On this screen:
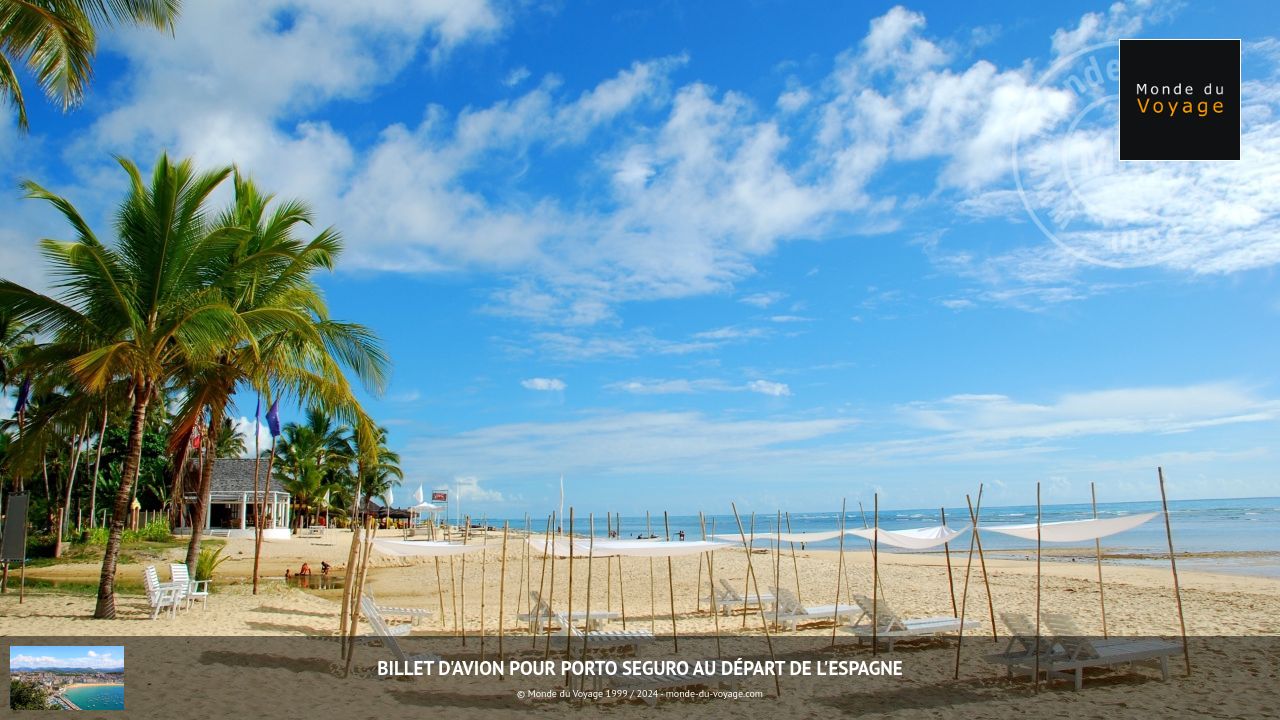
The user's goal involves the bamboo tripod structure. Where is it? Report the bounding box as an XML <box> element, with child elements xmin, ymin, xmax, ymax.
<box><xmin>730</xmin><ymin>502</ymin><xmax>782</xmax><ymax>698</ymax></box>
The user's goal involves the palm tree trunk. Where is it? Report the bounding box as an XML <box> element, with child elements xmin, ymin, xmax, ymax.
<box><xmin>185</xmin><ymin>408</ymin><xmax>222</xmax><ymax>569</ymax></box>
<box><xmin>88</xmin><ymin>396</ymin><xmax>108</xmax><ymax>528</ymax></box>
<box><xmin>251</xmin><ymin>436</ymin><xmax>278</xmax><ymax>592</ymax></box>
<box><xmin>55</xmin><ymin>416</ymin><xmax>90</xmax><ymax>557</ymax></box>
<box><xmin>93</xmin><ymin>379</ymin><xmax>151</xmax><ymax>619</ymax></box>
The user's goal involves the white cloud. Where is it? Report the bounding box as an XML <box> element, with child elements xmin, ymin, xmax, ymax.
<box><xmin>521</xmin><ymin>377</ymin><xmax>566</xmax><ymax>391</ymax></box>
<box><xmin>230</xmin><ymin>415</ymin><xmax>273</xmax><ymax>457</ymax></box>
<box><xmin>739</xmin><ymin>291</ymin><xmax>786</xmax><ymax>308</ymax></box>
<box><xmin>11</xmin><ymin>651</ymin><xmax>121</xmax><ymax>670</ymax></box>
<box><xmin>746</xmin><ymin>380</ymin><xmax>791</xmax><ymax>397</ymax></box>
<box><xmin>1050</xmin><ymin>0</ymin><xmax>1170</xmax><ymax>59</ymax></box>
<box><xmin>503</xmin><ymin>66</ymin><xmax>531</xmax><ymax>87</ymax></box>
<box><xmin>454</xmin><ymin>475</ymin><xmax>504</xmax><ymax>502</ymax></box>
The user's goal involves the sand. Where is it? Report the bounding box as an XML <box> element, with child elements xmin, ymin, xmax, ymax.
<box><xmin>4</xmin><ymin>528</ymin><xmax>1278</xmax><ymax>718</ymax></box>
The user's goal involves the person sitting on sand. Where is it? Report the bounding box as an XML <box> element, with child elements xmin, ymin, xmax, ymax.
<box><xmin>285</xmin><ymin>569</ymin><xmax>292</xmax><ymax>581</ymax></box>
<box><xmin>299</xmin><ymin>562</ymin><xmax>312</xmax><ymax>576</ymax></box>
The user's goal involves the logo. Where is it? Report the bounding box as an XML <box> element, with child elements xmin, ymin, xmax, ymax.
<box><xmin>1119</xmin><ymin>39</ymin><xmax>1241</xmax><ymax>160</ymax></box>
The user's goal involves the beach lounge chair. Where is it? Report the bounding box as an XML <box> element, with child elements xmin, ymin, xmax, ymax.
<box><xmin>519</xmin><ymin>591</ymin><xmax>619</xmax><ymax>633</ymax></box>
<box><xmin>985</xmin><ymin>613</ymin><xmax>1067</xmax><ymax>673</ymax></box>
<box><xmin>169</xmin><ymin>562</ymin><xmax>210</xmax><ymax>609</ymax></box>
<box><xmin>366</xmin><ymin>590</ymin><xmax>432</xmax><ymax>626</ymax></box>
<box><xmin>142</xmin><ymin>565</ymin><xmax>183</xmax><ymax>619</ymax></box>
<box><xmin>711</xmin><ymin>578</ymin><xmax>775</xmax><ymax>616</ymax></box>
<box><xmin>549</xmin><ymin>611</ymin><xmax>655</xmax><ymax>652</ymax></box>
<box><xmin>768</xmin><ymin>586</ymin><xmax>860</xmax><ymax>630</ymax></box>
<box><xmin>1024</xmin><ymin>613</ymin><xmax>1182</xmax><ymax>690</ymax></box>
<box><xmin>844</xmin><ymin>593</ymin><xmax>980</xmax><ymax>650</ymax></box>
<box><xmin>358</xmin><ymin>595</ymin><xmax>440</xmax><ymax>665</ymax></box>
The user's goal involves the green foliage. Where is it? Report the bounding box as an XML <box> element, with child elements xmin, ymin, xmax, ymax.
<box><xmin>9</xmin><ymin>677</ymin><xmax>51</xmax><ymax>710</ymax></box>
<box><xmin>194</xmin><ymin>544</ymin><xmax>227</xmax><ymax>582</ymax></box>
<box><xmin>78</xmin><ymin>517</ymin><xmax>170</xmax><ymax>545</ymax></box>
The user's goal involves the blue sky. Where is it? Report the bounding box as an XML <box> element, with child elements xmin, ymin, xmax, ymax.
<box><xmin>1</xmin><ymin>1</ymin><xmax>1278</xmax><ymax>515</ymax></box>
<box><xmin>9</xmin><ymin>646</ymin><xmax>124</xmax><ymax>670</ymax></box>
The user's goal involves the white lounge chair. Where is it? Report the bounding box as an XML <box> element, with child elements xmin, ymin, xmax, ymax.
<box><xmin>710</xmin><ymin>578</ymin><xmax>775</xmax><ymax>616</ymax></box>
<box><xmin>845</xmin><ymin>593</ymin><xmax>980</xmax><ymax>650</ymax></box>
<box><xmin>1027</xmin><ymin>613</ymin><xmax>1182</xmax><ymax>690</ymax></box>
<box><xmin>550</xmin><ymin>611</ymin><xmax>655</xmax><ymax>652</ymax></box>
<box><xmin>359</xmin><ymin>595</ymin><xmax>439</xmax><ymax>664</ymax></box>
<box><xmin>985</xmin><ymin>612</ymin><xmax>1065</xmax><ymax>672</ymax></box>
<box><xmin>169</xmin><ymin>562</ymin><xmax>210</xmax><ymax>609</ymax></box>
<box><xmin>519</xmin><ymin>591</ymin><xmax>618</xmax><ymax>633</ymax></box>
<box><xmin>142</xmin><ymin>565</ymin><xmax>182</xmax><ymax>619</ymax></box>
<box><xmin>769</xmin><ymin>586</ymin><xmax>860</xmax><ymax>631</ymax></box>
<box><xmin>366</xmin><ymin>590</ymin><xmax>432</xmax><ymax>626</ymax></box>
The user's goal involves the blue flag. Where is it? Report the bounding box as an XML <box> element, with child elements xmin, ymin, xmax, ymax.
<box><xmin>266</xmin><ymin>399</ymin><xmax>281</xmax><ymax>438</ymax></box>
<box><xmin>14</xmin><ymin>376</ymin><xmax>32</xmax><ymax>416</ymax></box>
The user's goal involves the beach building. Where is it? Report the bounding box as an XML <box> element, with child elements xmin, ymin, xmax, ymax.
<box><xmin>176</xmin><ymin>458</ymin><xmax>292</xmax><ymax>539</ymax></box>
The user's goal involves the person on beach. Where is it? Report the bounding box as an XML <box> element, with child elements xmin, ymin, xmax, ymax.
<box><xmin>299</xmin><ymin>563</ymin><xmax>312</xmax><ymax>576</ymax></box>
<box><xmin>285</xmin><ymin>569</ymin><xmax>292</xmax><ymax>581</ymax></box>
<box><xmin>321</xmin><ymin>561</ymin><xmax>331</xmax><ymax>575</ymax></box>
<box><xmin>678</xmin><ymin>530</ymin><xmax>686</xmax><ymax>541</ymax></box>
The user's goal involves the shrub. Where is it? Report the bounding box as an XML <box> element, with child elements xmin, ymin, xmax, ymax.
<box><xmin>194</xmin><ymin>545</ymin><xmax>228</xmax><ymax>582</ymax></box>
<box><xmin>132</xmin><ymin>517</ymin><xmax>172</xmax><ymax>542</ymax></box>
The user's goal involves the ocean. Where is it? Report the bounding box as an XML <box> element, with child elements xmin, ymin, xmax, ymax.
<box><xmin>491</xmin><ymin>496</ymin><xmax>1280</xmax><ymax>578</ymax></box>
<box><xmin>62</xmin><ymin>684</ymin><xmax>125</xmax><ymax>711</ymax></box>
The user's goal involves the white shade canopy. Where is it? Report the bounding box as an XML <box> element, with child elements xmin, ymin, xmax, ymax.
<box><xmin>372</xmin><ymin>539</ymin><xmax>486</xmax><ymax>557</ymax></box>
<box><xmin>845</xmin><ymin>524</ymin><xmax>969</xmax><ymax>550</ymax></box>
<box><xmin>529</xmin><ymin>537</ymin><xmax>730</xmax><ymax>558</ymax></box>
<box><xmin>712</xmin><ymin>529</ymin><xmax>848</xmax><ymax>544</ymax></box>
<box><xmin>984</xmin><ymin>512</ymin><xmax>1159</xmax><ymax>543</ymax></box>
<box><xmin>412</xmin><ymin>502</ymin><xmax>444</xmax><ymax>512</ymax></box>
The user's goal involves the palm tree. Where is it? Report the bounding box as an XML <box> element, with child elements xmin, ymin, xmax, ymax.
<box><xmin>0</xmin><ymin>0</ymin><xmax>179</xmax><ymax>131</ymax></box>
<box><xmin>273</xmin><ymin>407</ymin><xmax>354</xmax><ymax>528</ymax></box>
<box><xmin>172</xmin><ymin>172</ymin><xmax>387</xmax><ymax>569</ymax></box>
<box><xmin>0</xmin><ymin>153</ymin><xmax>245</xmax><ymax>618</ymax></box>
<box><xmin>214</xmin><ymin>416</ymin><xmax>245</xmax><ymax>458</ymax></box>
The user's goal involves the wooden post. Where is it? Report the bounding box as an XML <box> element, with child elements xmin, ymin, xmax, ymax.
<box><xmin>954</xmin><ymin>492</ymin><xmax>978</xmax><ymax>680</ymax></box>
<box><xmin>871</xmin><ymin>494</ymin><xmax>878</xmax><ymax>655</ymax></box>
<box><xmin>480</xmin><ymin>516</ymin><xmax>488</xmax><ymax>659</ymax></box>
<box><xmin>1035</xmin><ymin>482</ymin><xmax>1042</xmax><ymax>692</ymax></box>
<box><xmin>582</xmin><ymin>514</ymin><xmax>595</xmax><ymax>676</ymax></box>
<box><xmin>663</xmin><ymin>511</ymin><xmax>679</xmax><ymax>651</ymax></box>
<box><xmin>743</xmin><ymin>513</ymin><xmax>757</xmax><ymax>630</ymax></box>
<box><xmin>785</xmin><ymin>512</ymin><xmax>802</xmax><ymax>606</ymax></box>
<box><xmin>499</xmin><ymin>521</ymin><xmax>509</xmax><ymax>670</ymax></box>
<box><xmin>1159</xmin><ymin>467</ymin><xmax>1192</xmax><ymax>676</ymax></box>
<box><xmin>731</xmin><ymin>502</ymin><xmax>782</xmax><ymax>698</ymax></box>
<box><xmin>543</xmin><ymin>512</ymin><xmax>557</xmax><ymax>659</ymax></box>
<box><xmin>832</xmin><ymin>499</ymin><xmax>848</xmax><ymax>647</ymax></box>
<box><xmin>461</xmin><ymin>515</ymin><xmax>469</xmax><ymax>646</ymax></box>
<box><xmin>647</xmin><ymin>511</ymin><xmax>656</xmax><ymax>634</ymax></box>
<box><xmin>941</xmin><ymin>507</ymin><xmax>957</xmax><ymax>617</ymax></box>
<box><xmin>537</xmin><ymin>514</ymin><xmax>552</xmax><ymax>653</ymax></box>
<box><xmin>773</xmin><ymin>510</ymin><xmax>782</xmax><ymax>631</ymax></box>
<box><xmin>1091</xmin><ymin>482</ymin><xmax>1108</xmax><ymax>638</ymax></box>
<box><xmin>606</xmin><ymin>511</ymin><xmax>613</xmax><ymax>612</ymax></box>
<box><xmin>968</xmin><ymin>486</ymin><xmax>997</xmax><ymax>640</ymax></box>
<box><xmin>433</xmin><ymin>554</ymin><xmax>446</xmax><ymax>631</ymax></box>
<box><xmin>566</xmin><ymin>508</ymin><xmax>575</xmax><ymax>664</ymax></box>
<box><xmin>700</xmin><ymin>512</ymin><xmax>721</xmax><ymax>658</ymax></box>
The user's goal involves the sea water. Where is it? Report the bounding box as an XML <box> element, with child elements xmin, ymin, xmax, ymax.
<box><xmin>496</xmin><ymin>497</ymin><xmax>1280</xmax><ymax>577</ymax></box>
<box><xmin>62</xmin><ymin>684</ymin><xmax>125</xmax><ymax>711</ymax></box>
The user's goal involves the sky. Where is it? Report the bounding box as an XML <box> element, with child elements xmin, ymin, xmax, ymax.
<box><xmin>9</xmin><ymin>646</ymin><xmax>124</xmax><ymax>670</ymax></box>
<box><xmin>1</xmin><ymin>1</ymin><xmax>1278</xmax><ymax>516</ymax></box>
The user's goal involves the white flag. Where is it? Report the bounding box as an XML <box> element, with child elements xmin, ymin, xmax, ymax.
<box><xmin>384</xmin><ymin>487</ymin><xmax>394</xmax><ymax>508</ymax></box>
<box><xmin>414</xmin><ymin>485</ymin><xmax>424</xmax><ymax>504</ymax></box>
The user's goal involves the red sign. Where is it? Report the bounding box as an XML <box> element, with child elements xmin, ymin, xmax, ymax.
<box><xmin>431</xmin><ymin>492</ymin><xmax>447</xmax><ymax>502</ymax></box>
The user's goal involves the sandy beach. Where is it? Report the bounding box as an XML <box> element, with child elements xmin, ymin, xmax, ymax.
<box><xmin>4</xmin><ymin>530</ymin><xmax>1278</xmax><ymax>718</ymax></box>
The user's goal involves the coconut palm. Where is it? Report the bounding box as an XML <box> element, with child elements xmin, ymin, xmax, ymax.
<box><xmin>0</xmin><ymin>0</ymin><xmax>179</xmax><ymax>131</ymax></box>
<box><xmin>273</xmin><ymin>407</ymin><xmax>354</xmax><ymax>528</ymax></box>
<box><xmin>171</xmin><ymin>172</ymin><xmax>387</xmax><ymax>569</ymax></box>
<box><xmin>0</xmin><ymin>153</ymin><xmax>246</xmax><ymax>618</ymax></box>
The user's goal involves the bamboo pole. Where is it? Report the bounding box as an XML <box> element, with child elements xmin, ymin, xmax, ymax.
<box><xmin>1159</xmin><ymin>467</ymin><xmax>1192</xmax><ymax>676</ymax></box>
<box><xmin>730</xmin><ymin>502</ymin><xmax>781</xmax><ymax>698</ymax></box>
<box><xmin>663</xmin><ymin>511</ymin><xmax>678</xmax><ymax>651</ymax></box>
<box><xmin>500</xmin><ymin>521</ymin><xmax>509</xmax><ymax>670</ymax></box>
<box><xmin>434</xmin><ymin>554</ymin><xmax>446</xmax><ymax>631</ymax></box>
<box><xmin>969</xmin><ymin>485</ymin><xmax>997</xmax><ymax>640</ymax></box>
<box><xmin>857</xmin><ymin>502</ymin><xmax>888</xmax><ymax>600</ymax></box>
<box><xmin>1091</xmin><ymin>482</ymin><xmax>1108</xmax><ymax>638</ymax></box>
<box><xmin>461</xmin><ymin>515</ymin><xmax>469</xmax><ymax>646</ymax></box>
<box><xmin>695</xmin><ymin>514</ymin><xmax>704</xmax><ymax>613</ymax></box>
<box><xmin>941</xmin><ymin>506</ymin><xmax>957</xmax><ymax>617</ymax></box>
<box><xmin>617</xmin><ymin>551</ymin><xmax>627</xmax><ymax>629</ymax></box>
<box><xmin>606</xmin><ymin>512</ymin><xmax>613</xmax><ymax>612</ymax></box>
<box><xmin>646</xmin><ymin>511</ymin><xmax>655</xmax><ymax>634</ymax></box>
<box><xmin>954</xmin><ymin>492</ymin><xmax>978</xmax><ymax>680</ymax></box>
<box><xmin>831</xmin><ymin>499</ymin><xmax>848</xmax><ymax>647</ymax></box>
<box><xmin>773</xmin><ymin>510</ymin><xmax>782</xmax><ymax>631</ymax></box>
<box><xmin>870</xmin><ymin>495</ymin><xmax>878</xmax><ymax>655</ymax></box>
<box><xmin>537</xmin><ymin>514</ymin><xmax>552</xmax><ymax>652</ymax></box>
<box><xmin>743</xmin><ymin>513</ymin><xmax>757</xmax><ymax>630</ymax></box>
<box><xmin>448</xmin><ymin>554</ymin><xmax>458</xmax><ymax>636</ymax></box>
<box><xmin>783</xmin><ymin>513</ymin><xmax>802</xmax><ymax>607</ymax></box>
<box><xmin>582</xmin><ymin>514</ymin><xmax>595</xmax><ymax>679</ymax></box>
<box><xmin>543</xmin><ymin>512</ymin><xmax>556</xmax><ymax>659</ymax></box>
<box><xmin>1035</xmin><ymin>482</ymin><xmax>1042</xmax><ymax>692</ymax></box>
<box><xmin>480</xmin><ymin>516</ymin><xmax>488</xmax><ymax>659</ymax></box>
<box><xmin>700</xmin><ymin>512</ymin><xmax>721</xmax><ymax>658</ymax></box>
<box><xmin>566</xmin><ymin>508</ymin><xmax>575</xmax><ymax>664</ymax></box>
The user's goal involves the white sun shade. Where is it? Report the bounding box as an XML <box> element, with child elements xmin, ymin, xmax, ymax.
<box><xmin>983</xmin><ymin>512</ymin><xmax>1160</xmax><ymax>542</ymax></box>
<box><xmin>373</xmin><ymin>539</ymin><xmax>487</xmax><ymax>557</ymax></box>
<box><xmin>529</xmin><ymin>537</ymin><xmax>731</xmax><ymax>558</ymax></box>
<box><xmin>844</xmin><ymin>525</ymin><xmax>970</xmax><ymax>550</ymax></box>
<box><xmin>712</xmin><ymin>529</ymin><xmax>849</xmax><ymax>544</ymax></box>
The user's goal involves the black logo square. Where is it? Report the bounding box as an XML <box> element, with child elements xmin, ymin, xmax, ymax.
<box><xmin>1120</xmin><ymin>39</ymin><xmax>1240</xmax><ymax>160</ymax></box>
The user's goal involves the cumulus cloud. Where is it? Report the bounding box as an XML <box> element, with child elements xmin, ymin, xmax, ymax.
<box><xmin>746</xmin><ymin>380</ymin><xmax>791</xmax><ymax>397</ymax></box>
<box><xmin>522</xmin><ymin>377</ymin><xmax>566</xmax><ymax>391</ymax></box>
<box><xmin>11</xmin><ymin>651</ymin><xmax>122</xmax><ymax>670</ymax></box>
<box><xmin>454</xmin><ymin>475</ymin><xmax>504</xmax><ymax>502</ymax></box>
